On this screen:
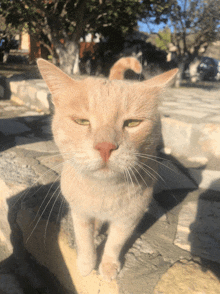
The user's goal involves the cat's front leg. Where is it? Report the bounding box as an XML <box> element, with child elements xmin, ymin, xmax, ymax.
<box><xmin>72</xmin><ymin>213</ymin><xmax>96</xmax><ymax>276</ymax></box>
<box><xmin>99</xmin><ymin>221</ymin><xmax>139</xmax><ymax>281</ymax></box>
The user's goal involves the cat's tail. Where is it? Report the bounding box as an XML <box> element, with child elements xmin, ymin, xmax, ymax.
<box><xmin>109</xmin><ymin>57</ymin><xmax>142</xmax><ymax>80</ymax></box>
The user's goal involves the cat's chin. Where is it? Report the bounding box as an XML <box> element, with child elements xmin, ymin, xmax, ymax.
<box><xmin>88</xmin><ymin>166</ymin><xmax>122</xmax><ymax>181</ymax></box>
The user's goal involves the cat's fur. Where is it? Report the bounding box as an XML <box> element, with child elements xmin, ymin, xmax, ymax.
<box><xmin>37</xmin><ymin>57</ymin><xmax>177</xmax><ymax>281</ymax></box>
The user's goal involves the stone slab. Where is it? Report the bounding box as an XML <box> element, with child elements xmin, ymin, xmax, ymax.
<box><xmin>15</xmin><ymin>137</ymin><xmax>59</xmax><ymax>153</ymax></box>
<box><xmin>174</xmin><ymin>200</ymin><xmax>220</xmax><ymax>263</ymax></box>
<box><xmin>0</xmin><ymin>152</ymin><xmax>36</xmax><ymax>185</ymax></box>
<box><xmin>19</xmin><ymin>111</ymin><xmax>43</xmax><ymax>117</ymax></box>
<box><xmin>9</xmin><ymin>80</ymin><xmax>25</xmax><ymax>94</ymax></box>
<box><xmin>209</xmin><ymin>115</ymin><xmax>220</xmax><ymax>122</ymax></box>
<box><xmin>189</xmin><ymin>169</ymin><xmax>220</xmax><ymax>191</ymax></box>
<box><xmin>161</xmin><ymin>117</ymin><xmax>192</xmax><ymax>156</ymax></box>
<box><xmin>154</xmin><ymin>259</ymin><xmax>220</xmax><ymax>294</ymax></box>
<box><xmin>198</xmin><ymin>124</ymin><xmax>220</xmax><ymax>158</ymax></box>
<box><xmin>166</xmin><ymin>109</ymin><xmax>208</xmax><ymax>119</ymax></box>
<box><xmin>37</xmin><ymin>154</ymin><xmax>63</xmax><ymax>174</ymax></box>
<box><xmin>0</xmin><ymin>178</ymin><xmax>13</xmax><ymax>260</ymax></box>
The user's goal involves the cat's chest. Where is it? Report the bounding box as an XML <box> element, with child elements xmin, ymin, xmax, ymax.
<box><xmin>60</xmin><ymin>164</ymin><xmax>151</xmax><ymax>220</ymax></box>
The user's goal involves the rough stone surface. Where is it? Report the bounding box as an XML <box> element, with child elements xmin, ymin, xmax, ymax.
<box><xmin>0</xmin><ymin>178</ymin><xmax>13</xmax><ymax>261</ymax></box>
<box><xmin>154</xmin><ymin>260</ymin><xmax>220</xmax><ymax>294</ymax></box>
<box><xmin>175</xmin><ymin>200</ymin><xmax>220</xmax><ymax>263</ymax></box>
<box><xmin>0</xmin><ymin>152</ymin><xmax>36</xmax><ymax>185</ymax></box>
<box><xmin>9</xmin><ymin>79</ymin><xmax>51</xmax><ymax>113</ymax></box>
<box><xmin>198</xmin><ymin>124</ymin><xmax>220</xmax><ymax>157</ymax></box>
<box><xmin>161</xmin><ymin>117</ymin><xmax>192</xmax><ymax>155</ymax></box>
<box><xmin>15</xmin><ymin>137</ymin><xmax>59</xmax><ymax>153</ymax></box>
<box><xmin>189</xmin><ymin>169</ymin><xmax>220</xmax><ymax>191</ymax></box>
<box><xmin>37</xmin><ymin>154</ymin><xmax>63</xmax><ymax>174</ymax></box>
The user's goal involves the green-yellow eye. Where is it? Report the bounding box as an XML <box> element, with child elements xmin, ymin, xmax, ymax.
<box><xmin>124</xmin><ymin>119</ymin><xmax>142</xmax><ymax>128</ymax></box>
<box><xmin>74</xmin><ymin>118</ymin><xmax>90</xmax><ymax>125</ymax></box>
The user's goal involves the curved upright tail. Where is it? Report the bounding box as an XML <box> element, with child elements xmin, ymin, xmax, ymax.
<box><xmin>109</xmin><ymin>57</ymin><xmax>142</xmax><ymax>80</ymax></box>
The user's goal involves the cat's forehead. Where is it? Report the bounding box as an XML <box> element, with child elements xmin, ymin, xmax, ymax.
<box><xmin>83</xmin><ymin>78</ymin><xmax>158</xmax><ymax>118</ymax></box>
<box><xmin>85</xmin><ymin>78</ymin><xmax>125</xmax><ymax>106</ymax></box>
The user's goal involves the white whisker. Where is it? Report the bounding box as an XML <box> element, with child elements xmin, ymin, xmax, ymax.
<box><xmin>31</xmin><ymin>176</ymin><xmax>60</xmax><ymax>224</ymax></box>
<box><xmin>133</xmin><ymin>165</ymin><xmax>149</xmax><ymax>188</ymax></box>
<box><xmin>124</xmin><ymin>168</ymin><xmax>131</xmax><ymax>197</ymax></box>
<box><xmin>138</xmin><ymin>161</ymin><xmax>164</xmax><ymax>183</ymax></box>
<box><xmin>135</xmin><ymin>153</ymin><xmax>176</xmax><ymax>173</ymax></box>
<box><xmin>26</xmin><ymin>184</ymin><xmax>60</xmax><ymax>244</ymax></box>
<box><xmin>44</xmin><ymin>190</ymin><xmax>62</xmax><ymax>244</ymax></box>
<box><xmin>127</xmin><ymin>167</ymin><xmax>135</xmax><ymax>188</ymax></box>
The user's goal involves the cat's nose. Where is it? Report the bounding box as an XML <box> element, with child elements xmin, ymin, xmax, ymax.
<box><xmin>94</xmin><ymin>142</ymin><xmax>117</xmax><ymax>162</ymax></box>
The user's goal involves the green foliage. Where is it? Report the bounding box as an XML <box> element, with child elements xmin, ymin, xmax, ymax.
<box><xmin>169</xmin><ymin>0</ymin><xmax>220</xmax><ymax>58</ymax></box>
<box><xmin>0</xmin><ymin>0</ymin><xmax>173</xmax><ymax>68</ymax></box>
<box><xmin>0</xmin><ymin>0</ymin><xmax>171</xmax><ymax>43</ymax></box>
<box><xmin>0</xmin><ymin>15</ymin><xmax>22</xmax><ymax>38</ymax></box>
<box><xmin>155</xmin><ymin>27</ymin><xmax>171</xmax><ymax>51</ymax></box>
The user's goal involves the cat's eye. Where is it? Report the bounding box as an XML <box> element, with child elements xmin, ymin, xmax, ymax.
<box><xmin>123</xmin><ymin>119</ymin><xmax>142</xmax><ymax>128</ymax></box>
<box><xmin>74</xmin><ymin>118</ymin><xmax>90</xmax><ymax>126</ymax></box>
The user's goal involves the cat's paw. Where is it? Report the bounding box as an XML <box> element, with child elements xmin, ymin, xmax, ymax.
<box><xmin>77</xmin><ymin>254</ymin><xmax>96</xmax><ymax>277</ymax></box>
<box><xmin>99</xmin><ymin>257</ymin><xmax>121</xmax><ymax>282</ymax></box>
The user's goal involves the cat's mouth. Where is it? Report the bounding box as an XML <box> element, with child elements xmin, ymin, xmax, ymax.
<box><xmin>98</xmin><ymin>163</ymin><xmax>112</xmax><ymax>172</ymax></box>
<box><xmin>91</xmin><ymin>162</ymin><xmax>119</xmax><ymax>179</ymax></box>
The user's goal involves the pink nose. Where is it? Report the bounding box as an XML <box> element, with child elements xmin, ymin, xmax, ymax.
<box><xmin>94</xmin><ymin>142</ymin><xmax>117</xmax><ymax>162</ymax></box>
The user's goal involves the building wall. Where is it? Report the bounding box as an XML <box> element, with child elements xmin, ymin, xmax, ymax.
<box><xmin>20</xmin><ymin>30</ymin><xmax>30</xmax><ymax>52</ymax></box>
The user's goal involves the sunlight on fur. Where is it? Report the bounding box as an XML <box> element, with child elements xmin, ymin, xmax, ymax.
<box><xmin>37</xmin><ymin>57</ymin><xmax>178</xmax><ymax>281</ymax></box>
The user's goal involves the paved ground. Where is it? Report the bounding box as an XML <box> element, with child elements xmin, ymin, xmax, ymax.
<box><xmin>0</xmin><ymin>68</ymin><xmax>220</xmax><ymax>293</ymax></box>
<box><xmin>161</xmin><ymin>85</ymin><xmax>220</xmax><ymax>124</ymax></box>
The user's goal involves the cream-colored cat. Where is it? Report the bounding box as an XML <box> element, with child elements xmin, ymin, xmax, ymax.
<box><xmin>37</xmin><ymin>57</ymin><xmax>177</xmax><ymax>281</ymax></box>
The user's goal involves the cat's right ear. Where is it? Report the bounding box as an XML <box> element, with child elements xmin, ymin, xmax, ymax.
<box><xmin>37</xmin><ymin>59</ymin><xmax>78</xmax><ymax>106</ymax></box>
<box><xmin>143</xmin><ymin>68</ymin><xmax>178</xmax><ymax>88</ymax></box>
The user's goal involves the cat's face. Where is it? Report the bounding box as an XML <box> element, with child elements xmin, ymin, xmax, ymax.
<box><xmin>52</xmin><ymin>78</ymin><xmax>161</xmax><ymax>180</ymax></box>
<box><xmin>37</xmin><ymin>59</ymin><xmax>177</xmax><ymax>180</ymax></box>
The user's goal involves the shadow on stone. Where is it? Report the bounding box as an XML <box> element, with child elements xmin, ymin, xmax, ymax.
<box><xmin>0</xmin><ymin>115</ymin><xmax>54</xmax><ymax>152</ymax></box>
<box><xmin>189</xmin><ymin>178</ymin><xmax>220</xmax><ymax>280</ymax></box>
<box><xmin>120</xmin><ymin>153</ymin><xmax>204</xmax><ymax>266</ymax></box>
<box><xmin>0</xmin><ymin>182</ymin><xmax>76</xmax><ymax>294</ymax></box>
<box><xmin>0</xmin><ymin>75</ymin><xmax>11</xmax><ymax>100</ymax></box>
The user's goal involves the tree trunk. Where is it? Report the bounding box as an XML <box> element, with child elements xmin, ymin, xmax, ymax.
<box><xmin>189</xmin><ymin>57</ymin><xmax>201</xmax><ymax>83</ymax></box>
<box><xmin>174</xmin><ymin>62</ymin><xmax>185</xmax><ymax>87</ymax></box>
<box><xmin>55</xmin><ymin>40</ymin><xmax>80</xmax><ymax>75</ymax></box>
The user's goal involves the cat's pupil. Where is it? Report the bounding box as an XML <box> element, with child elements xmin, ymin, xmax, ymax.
<box><xmin>123</xmin><ymin>119</ymin><xmax>142</xmax><ymax>128</ymax></box>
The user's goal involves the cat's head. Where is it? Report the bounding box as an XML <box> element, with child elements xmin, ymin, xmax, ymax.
<box><xmin>37</xmin><ymin>59</ymin><xmax>177</xmax><ymax>180</ymax></box>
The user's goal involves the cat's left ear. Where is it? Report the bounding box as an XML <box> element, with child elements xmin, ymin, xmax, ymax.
<box><xmin>37</xmin><ymin>58</ymin><xmax>79</xmax><ymax>105</ymax></box>
<box><xmin>143</xmin><ymin>68</ymin><xmax>178</xmax><ymax>88</ymax></box>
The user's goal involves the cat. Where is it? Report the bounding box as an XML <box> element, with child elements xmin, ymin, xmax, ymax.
<box><xmin>37</xmin><ymin>57</ymin><xmax>178</xmax><ymax>281</ymax></box>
